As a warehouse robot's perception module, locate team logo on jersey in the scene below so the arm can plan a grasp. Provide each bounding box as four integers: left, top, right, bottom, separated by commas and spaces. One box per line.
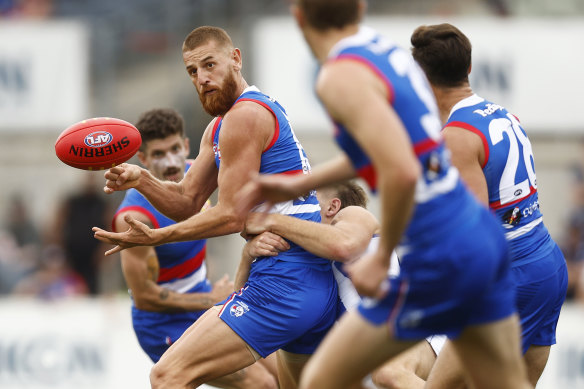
229, 301, 249, 317
212, 142, 221, 160
502, 207, 522, 228
84, 131, 113, 147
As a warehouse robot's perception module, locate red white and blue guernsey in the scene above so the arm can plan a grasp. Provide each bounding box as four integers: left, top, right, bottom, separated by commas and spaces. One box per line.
213, 86, 338, 357
113, 164, 212, 362
327, 27, 517, 340
445, 95, 568, 352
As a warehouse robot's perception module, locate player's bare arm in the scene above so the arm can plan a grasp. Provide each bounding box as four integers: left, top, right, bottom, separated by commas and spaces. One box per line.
234, 231, 290, 290
237, 153, 357, 215
117, 210, 234, 312
245, 206, 378, 263
317, 60, 420, 296
94, 101, 274, 254
442, 126, 489, 205
103, 121, 219, 222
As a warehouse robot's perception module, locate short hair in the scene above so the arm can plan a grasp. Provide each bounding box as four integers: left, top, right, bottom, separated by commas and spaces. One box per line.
183, 26, 234, 52
297, 0, 361, 31
411, 23, 472, 88
135, 108, 185, 150
327, 180, 368, 209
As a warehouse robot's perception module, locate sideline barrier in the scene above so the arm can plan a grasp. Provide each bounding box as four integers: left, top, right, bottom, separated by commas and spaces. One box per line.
0, 297, 581, 388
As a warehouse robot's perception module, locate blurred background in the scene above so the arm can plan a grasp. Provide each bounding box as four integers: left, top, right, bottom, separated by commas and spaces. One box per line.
1, 0, 583, 388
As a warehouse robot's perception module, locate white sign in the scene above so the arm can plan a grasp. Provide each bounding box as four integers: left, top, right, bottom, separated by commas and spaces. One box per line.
252, 17, 584, 135
0, 21, 89, 131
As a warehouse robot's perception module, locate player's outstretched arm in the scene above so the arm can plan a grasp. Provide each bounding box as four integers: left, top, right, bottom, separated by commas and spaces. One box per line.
236, 154, 357, 216
116, 211, 234, 312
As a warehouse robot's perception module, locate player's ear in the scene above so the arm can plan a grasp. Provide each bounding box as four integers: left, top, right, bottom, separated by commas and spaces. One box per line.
183, 137, 191, 156
291, 3, 304, 28
327, 198, 342, 217
232, 48, 242, 71
137, 150, 147, 166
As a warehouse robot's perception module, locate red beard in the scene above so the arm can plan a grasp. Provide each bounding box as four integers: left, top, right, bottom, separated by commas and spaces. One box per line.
199, 71, 239, 117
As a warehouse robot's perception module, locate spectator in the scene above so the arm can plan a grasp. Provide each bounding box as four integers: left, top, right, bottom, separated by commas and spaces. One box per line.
12, 244, 88, 299
54, 172, 112, 295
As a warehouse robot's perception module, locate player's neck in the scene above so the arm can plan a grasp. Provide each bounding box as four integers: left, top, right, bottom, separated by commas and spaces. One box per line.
305, 24, 360, 64
432, 85, 474, 124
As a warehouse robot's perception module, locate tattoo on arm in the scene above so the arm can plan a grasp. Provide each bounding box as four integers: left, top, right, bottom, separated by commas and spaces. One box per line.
159, 288, 170, 301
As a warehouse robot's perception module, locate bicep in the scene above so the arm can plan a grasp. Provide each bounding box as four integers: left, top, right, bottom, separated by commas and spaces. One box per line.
215, 104, 272, 208
180, 124, 219, 211
332, 208, 379, 254
443, 127, 489, 205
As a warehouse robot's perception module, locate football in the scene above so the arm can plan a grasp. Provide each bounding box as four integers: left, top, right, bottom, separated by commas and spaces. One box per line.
55, 117, 142, 170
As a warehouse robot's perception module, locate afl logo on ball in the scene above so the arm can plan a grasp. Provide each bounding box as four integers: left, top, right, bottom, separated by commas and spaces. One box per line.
84, 131, 113, 147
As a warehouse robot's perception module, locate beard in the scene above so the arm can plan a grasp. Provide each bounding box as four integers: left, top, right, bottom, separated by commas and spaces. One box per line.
199, 71, 239, 117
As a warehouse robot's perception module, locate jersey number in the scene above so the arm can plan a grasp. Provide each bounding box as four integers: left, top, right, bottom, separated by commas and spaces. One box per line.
489, 114, 537, 205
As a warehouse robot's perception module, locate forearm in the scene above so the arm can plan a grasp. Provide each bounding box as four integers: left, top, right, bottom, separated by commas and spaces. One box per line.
234, 249, 254, 290
136, 168, 204, 222
134, 284, 216, 313
376, 173, 416, 264
155, 203, 244, 244
268, 214, 358, 262
302, 155, 357, 192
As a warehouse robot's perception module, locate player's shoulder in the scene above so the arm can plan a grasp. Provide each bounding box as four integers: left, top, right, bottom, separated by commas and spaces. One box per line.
334, 205, 379, 228
221, 99, 275, 140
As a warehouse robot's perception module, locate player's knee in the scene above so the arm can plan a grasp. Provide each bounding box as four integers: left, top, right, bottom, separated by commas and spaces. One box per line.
150, 361, 194, 389
372, 366, 405, 389
255, 372, 278, 389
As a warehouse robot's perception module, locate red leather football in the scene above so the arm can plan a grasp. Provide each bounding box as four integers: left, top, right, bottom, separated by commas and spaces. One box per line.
55, 117, 142, 170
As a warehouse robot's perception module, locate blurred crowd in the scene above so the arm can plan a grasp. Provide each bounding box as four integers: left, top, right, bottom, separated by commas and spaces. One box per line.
2, 161, 584, 303
0, 172, 125, 300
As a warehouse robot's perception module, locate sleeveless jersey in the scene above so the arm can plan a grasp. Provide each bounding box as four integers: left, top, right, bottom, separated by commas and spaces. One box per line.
212, 85, 329, 265
444, 95, 554, 263
113, 164, 209, 295
327, 27, 475, 253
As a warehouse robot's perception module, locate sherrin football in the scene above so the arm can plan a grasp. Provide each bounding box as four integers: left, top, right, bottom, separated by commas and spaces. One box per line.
55, 117, 142, 170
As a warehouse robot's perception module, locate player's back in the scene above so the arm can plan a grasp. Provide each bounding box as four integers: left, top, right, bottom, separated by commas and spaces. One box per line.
327, 27, 485, 255
445, 95, 559, 264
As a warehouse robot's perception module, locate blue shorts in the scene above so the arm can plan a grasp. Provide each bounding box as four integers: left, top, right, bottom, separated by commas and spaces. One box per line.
132, 307, 205, 362
217, 257, 338, 358
513, 243, 568, 353
358, 206, 516, 339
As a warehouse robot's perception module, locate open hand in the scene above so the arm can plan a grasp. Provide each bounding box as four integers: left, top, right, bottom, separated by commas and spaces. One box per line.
93, 214, 158, 255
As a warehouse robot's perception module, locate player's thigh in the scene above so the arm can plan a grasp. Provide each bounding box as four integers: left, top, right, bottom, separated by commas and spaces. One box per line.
523, 345, 551, 386
300, 310, 416, 389
277, 350, 311, 389
425, 340, 467, 389
451, 314, 528, 389
153, 306, 257, 384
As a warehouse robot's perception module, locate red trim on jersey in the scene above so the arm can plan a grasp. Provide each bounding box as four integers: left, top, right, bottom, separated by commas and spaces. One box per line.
157, 246, 206, 283
358, 164, 377, 190
413, 138, 440, 156
331, 55, 395, 105
444, 121, 490, 169
112, 206, 160, 232
235, 98, 280, 153
279, 169, 303, 175
388, 279, 409, 329
489, 186, 538, 210
211, 118, 222, 144
218, 287, 246, 317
